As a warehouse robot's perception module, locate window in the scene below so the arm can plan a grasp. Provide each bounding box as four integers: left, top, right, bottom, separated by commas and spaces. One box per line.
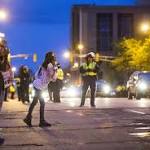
96, 13, 113, 51
118, 13, 134, 39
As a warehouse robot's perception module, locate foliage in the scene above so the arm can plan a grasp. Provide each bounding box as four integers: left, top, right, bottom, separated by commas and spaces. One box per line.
112, 37, 150, 72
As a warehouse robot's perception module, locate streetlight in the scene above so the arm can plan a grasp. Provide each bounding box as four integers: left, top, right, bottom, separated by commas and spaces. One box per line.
77, 44, 84, 51
140, 22, 150, 33
77, 43, 84, 66
63, 51, 70, 59
0, 10, 8, 22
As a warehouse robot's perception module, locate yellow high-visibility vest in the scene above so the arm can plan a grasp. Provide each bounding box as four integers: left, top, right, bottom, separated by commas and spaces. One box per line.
57, 68, 64, 80
9, 85, 16, 92
82, 62, 97, 76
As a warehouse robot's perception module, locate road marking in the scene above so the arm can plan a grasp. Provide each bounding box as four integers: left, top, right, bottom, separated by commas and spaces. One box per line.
125, 109, 145, 115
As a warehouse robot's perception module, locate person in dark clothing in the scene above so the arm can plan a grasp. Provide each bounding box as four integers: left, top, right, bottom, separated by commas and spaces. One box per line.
80, 52, 100, 107
0, 38, 13, 145
0, 72, 5, 145
15, 78, 21, 101
19, 66, 31, 103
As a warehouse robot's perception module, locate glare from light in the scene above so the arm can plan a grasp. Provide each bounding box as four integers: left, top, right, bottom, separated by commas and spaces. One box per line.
103, 85, 111, 94
0, 32, 5, 38
73, 62, 79, 68
12, 67, 16, 72
0, 37, 3, 43
42, 91, 48, 99
141, 23, 150, 33
29, 84, 33, 88
66, 87, 78, 97
78, 44, 84, 50
0, 10, 8, 21
137, 82, 147, 91
63, 51, 70, 59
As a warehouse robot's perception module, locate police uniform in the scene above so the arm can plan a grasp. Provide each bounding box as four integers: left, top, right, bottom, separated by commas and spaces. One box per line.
80, 53, 99, 107
50, 64, 64, 103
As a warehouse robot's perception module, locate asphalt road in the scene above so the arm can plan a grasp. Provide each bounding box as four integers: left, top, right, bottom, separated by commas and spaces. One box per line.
1, 97, 150, 150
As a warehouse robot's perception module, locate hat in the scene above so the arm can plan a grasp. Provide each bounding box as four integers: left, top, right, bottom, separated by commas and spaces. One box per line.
57, 63, 61, 68
86, 52, 95, 58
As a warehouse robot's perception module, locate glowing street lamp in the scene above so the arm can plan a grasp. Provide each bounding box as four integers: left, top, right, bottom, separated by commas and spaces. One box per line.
63, 51, 70, 59
0, 10, 8, 22
77, 44, 84, 51
140, 22, 150, 33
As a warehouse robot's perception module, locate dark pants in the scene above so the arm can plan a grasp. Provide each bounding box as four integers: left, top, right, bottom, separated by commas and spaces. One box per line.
10, 92, 15, 99
80, 76, 96, 106
48, 81, 61, 103
4, 88, 8, 101
26, 88, 45, 122
20, 85, 29, 103
17, 86, 21, 101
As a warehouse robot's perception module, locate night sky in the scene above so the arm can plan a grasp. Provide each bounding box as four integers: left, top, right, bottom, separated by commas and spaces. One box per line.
0, 0, 136, 71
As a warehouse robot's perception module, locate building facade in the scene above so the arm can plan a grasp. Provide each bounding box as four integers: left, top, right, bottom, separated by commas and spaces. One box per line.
71, 4, 150, 56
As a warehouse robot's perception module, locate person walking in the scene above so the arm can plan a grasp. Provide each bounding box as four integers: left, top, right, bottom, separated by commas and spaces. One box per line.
23, 52, 57, 127
80, 52, 100, 107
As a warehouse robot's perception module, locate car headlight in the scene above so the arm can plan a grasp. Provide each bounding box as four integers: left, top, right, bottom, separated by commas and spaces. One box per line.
102, 85, 111, 94
137, 82, 147, 91
66, 87, 79, 97
41, 91, 49, 99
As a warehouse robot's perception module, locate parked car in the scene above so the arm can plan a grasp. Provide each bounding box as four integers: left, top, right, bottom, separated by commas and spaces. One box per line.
127, 71, 150, 100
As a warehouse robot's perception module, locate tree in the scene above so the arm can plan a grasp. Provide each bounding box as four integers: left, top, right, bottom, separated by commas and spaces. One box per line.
112, 37, 150, 73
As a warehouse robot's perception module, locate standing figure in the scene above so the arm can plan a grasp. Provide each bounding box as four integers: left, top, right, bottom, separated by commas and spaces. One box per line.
80, 52, 100, 107
48, 63, 64, 103
19, 66, 31, 103
0, 38, 13, 145
9, 84, 16, 99
24, 52, 57, 127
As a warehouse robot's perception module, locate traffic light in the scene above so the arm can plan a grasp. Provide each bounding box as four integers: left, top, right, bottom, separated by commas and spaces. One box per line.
33, 53, 37, 62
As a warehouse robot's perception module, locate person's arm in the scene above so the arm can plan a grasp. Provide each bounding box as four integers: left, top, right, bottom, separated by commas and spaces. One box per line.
80, 65, 87, 74
47, 63, 57, 81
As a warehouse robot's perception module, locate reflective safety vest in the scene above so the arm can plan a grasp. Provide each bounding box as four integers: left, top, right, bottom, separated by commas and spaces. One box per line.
57, 68, 64, 80
9, 85, 15, 92
82, 62, 97, 76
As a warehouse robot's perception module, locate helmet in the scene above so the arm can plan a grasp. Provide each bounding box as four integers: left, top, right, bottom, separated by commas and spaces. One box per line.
86, 52, 95, 58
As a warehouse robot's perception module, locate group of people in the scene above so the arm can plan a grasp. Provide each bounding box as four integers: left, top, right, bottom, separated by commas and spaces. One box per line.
0, 38, 100, 144
24, 51, 100, 127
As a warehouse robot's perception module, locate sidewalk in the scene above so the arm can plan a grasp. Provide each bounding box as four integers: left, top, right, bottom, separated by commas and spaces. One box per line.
0, 98, 150, 150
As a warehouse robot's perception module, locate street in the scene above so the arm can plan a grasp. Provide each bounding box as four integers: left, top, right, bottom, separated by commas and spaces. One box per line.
1, 97, 150, 150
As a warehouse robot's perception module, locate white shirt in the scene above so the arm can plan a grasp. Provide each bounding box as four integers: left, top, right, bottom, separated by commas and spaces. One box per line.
33, 63, 57, 90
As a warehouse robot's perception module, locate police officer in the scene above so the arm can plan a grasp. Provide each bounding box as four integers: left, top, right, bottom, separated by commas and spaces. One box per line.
48, 63, 64, 103
80, 52, 99, 107
54, 63, 64, 102
19, 66, 31, 103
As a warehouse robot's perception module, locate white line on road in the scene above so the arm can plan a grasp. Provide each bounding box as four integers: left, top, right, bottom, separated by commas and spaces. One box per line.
125, 109, 145, 115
